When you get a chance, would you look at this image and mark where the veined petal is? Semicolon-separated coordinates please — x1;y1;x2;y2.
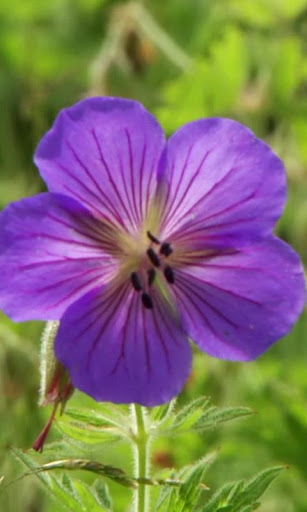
55;281;191;406
172;237;305;360
157;118;286;249
34;97;165;233
0;193;117;321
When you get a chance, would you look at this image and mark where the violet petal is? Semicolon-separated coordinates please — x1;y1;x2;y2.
157;118;286;249
34;97;166;232
55;281;191;406
172;237;305;360
0;193;117;321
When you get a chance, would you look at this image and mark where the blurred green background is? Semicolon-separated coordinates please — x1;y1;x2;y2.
0;0;307;510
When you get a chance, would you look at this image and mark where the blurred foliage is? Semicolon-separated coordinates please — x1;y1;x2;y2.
0;0;307;510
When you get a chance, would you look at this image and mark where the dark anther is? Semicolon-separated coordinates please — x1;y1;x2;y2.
164;265;175;284
142;292;153;309
160;242;173;257
147;231;160;244
147;268;156;286
130;272;142;291
147;248;161;267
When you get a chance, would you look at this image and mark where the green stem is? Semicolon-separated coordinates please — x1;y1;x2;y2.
132;404;150;512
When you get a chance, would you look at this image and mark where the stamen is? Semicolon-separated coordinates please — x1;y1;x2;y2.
147;248;161;267
142;292;153;309
147;268;156;286
147;231;160;244
160;242;173;257
164;265;175;284
131;272;142;291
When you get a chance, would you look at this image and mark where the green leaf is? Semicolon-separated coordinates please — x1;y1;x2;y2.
202;483;235;512
73;479;109;511
155;453;215;512
61;473;81;504
201;466;286;512
93;479;112;510
166;397;211;431
12;449;85;512
150;399;177;425
57;406;130;445
193;406;255;433
231;466;287;510
158;397;254;436
176;454;215;511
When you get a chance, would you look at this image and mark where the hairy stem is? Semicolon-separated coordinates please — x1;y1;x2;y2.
132;404;150;512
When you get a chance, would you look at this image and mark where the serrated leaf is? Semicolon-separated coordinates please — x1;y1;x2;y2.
167;397;211;431
155;453;215;512
74;480;108;511
201;482;240;512
66;405;129;429
159;398;253;436
201;466;285;512
57;407;128;445
61;473;81;504
226;480;245;503
150;399;177;425
231;466;286;510
94;479;112;510
12;449;85;512
193;407;254;432
176;454;214;511
12;448;53;488
58;418;121;445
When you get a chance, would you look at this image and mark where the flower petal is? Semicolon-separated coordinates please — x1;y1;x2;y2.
34;97;165;232
0;193;117;321
172;237;305;360
55;282;191;405
157;118;286;249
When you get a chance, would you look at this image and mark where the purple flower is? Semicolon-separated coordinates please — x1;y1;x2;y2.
0;97;305;406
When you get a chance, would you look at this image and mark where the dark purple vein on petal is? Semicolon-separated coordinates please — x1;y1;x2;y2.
114;140;139;229
45;212;118;254
151;301;172;370
85;283;131;369
110;291;137;376
166;166;238;234
176;270;262;306
125;128;141;226
154;292;182;349
44;273;106;312
145;155;158;218
174;286;226;346
175;276;239;328
62;183;119;227
23;231;104;251
142;304;152;375
138;140;147;222
34;267;102;294
91;128;136;230
170;190;262;242
163;149;211;232
160;144;194;229
65;140;126;228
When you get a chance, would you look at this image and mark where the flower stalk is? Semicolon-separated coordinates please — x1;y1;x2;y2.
132;404;150;512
